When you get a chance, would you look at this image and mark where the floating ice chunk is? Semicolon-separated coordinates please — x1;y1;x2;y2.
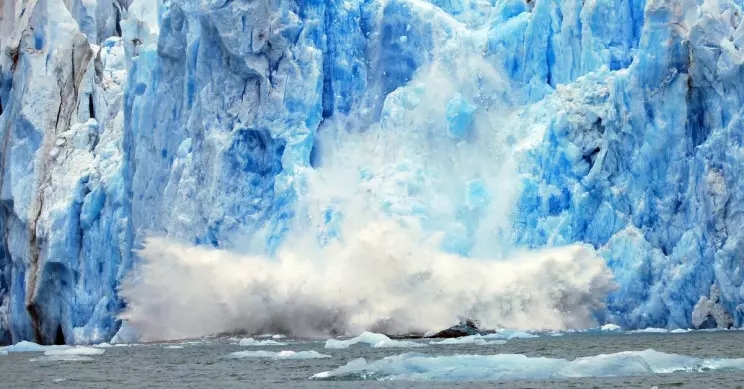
44;347;106;356
30;355;94;362
272;335;287;340
325;332;426;349
229;350;331;360
549;332;565;337
312;350;744;381
93;343;113;348
670;329;692;334
0;341;71;353
238;338;287;346
0;350;7;356
430;335;506;346
163;345;184;349
631;328;668;334
601;324;622;332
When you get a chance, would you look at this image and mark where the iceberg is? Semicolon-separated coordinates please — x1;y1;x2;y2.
312;350;744;381
600;324;622;332
228;350;331;360
0;341;71;353
1;0;744;345
325;332;426;349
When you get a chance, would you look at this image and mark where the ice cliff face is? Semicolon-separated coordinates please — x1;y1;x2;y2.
1;0;744;344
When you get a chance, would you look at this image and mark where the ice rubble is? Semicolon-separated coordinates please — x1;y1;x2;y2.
0;0;744;345
312;349;744;381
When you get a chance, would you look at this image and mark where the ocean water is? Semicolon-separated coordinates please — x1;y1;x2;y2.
2;331;744;388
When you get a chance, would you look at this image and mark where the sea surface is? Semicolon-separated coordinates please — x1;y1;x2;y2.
2;331;744;388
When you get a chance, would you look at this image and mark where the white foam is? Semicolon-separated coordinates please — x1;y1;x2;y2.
229;350;331;360
163;345;184;349
312;350;744;381
325;332;426;349
238;338;287;346
44;347;106;356
481;330;538;340
429;335;506;346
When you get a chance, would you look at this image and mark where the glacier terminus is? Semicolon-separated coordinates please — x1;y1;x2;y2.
1;0;744;345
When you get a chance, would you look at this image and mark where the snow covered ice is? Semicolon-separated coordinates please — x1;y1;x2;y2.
312;350;744;381
1;0;744;346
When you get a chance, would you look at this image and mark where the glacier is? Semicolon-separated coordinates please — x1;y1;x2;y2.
1;0;744;345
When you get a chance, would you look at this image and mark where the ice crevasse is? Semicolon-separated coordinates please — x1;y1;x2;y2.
1;0;744;344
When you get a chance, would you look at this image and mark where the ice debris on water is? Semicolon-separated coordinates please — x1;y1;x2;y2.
229;350;331;360
325;332;426;349
312;350;744;381
238;338;288;346
429;335;506;346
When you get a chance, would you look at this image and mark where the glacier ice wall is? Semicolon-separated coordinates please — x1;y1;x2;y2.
1;0;744;344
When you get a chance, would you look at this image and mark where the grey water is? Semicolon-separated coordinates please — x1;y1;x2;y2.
2;331;744;388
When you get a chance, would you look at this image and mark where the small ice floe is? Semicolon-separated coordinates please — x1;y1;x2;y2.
229;350;331;360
